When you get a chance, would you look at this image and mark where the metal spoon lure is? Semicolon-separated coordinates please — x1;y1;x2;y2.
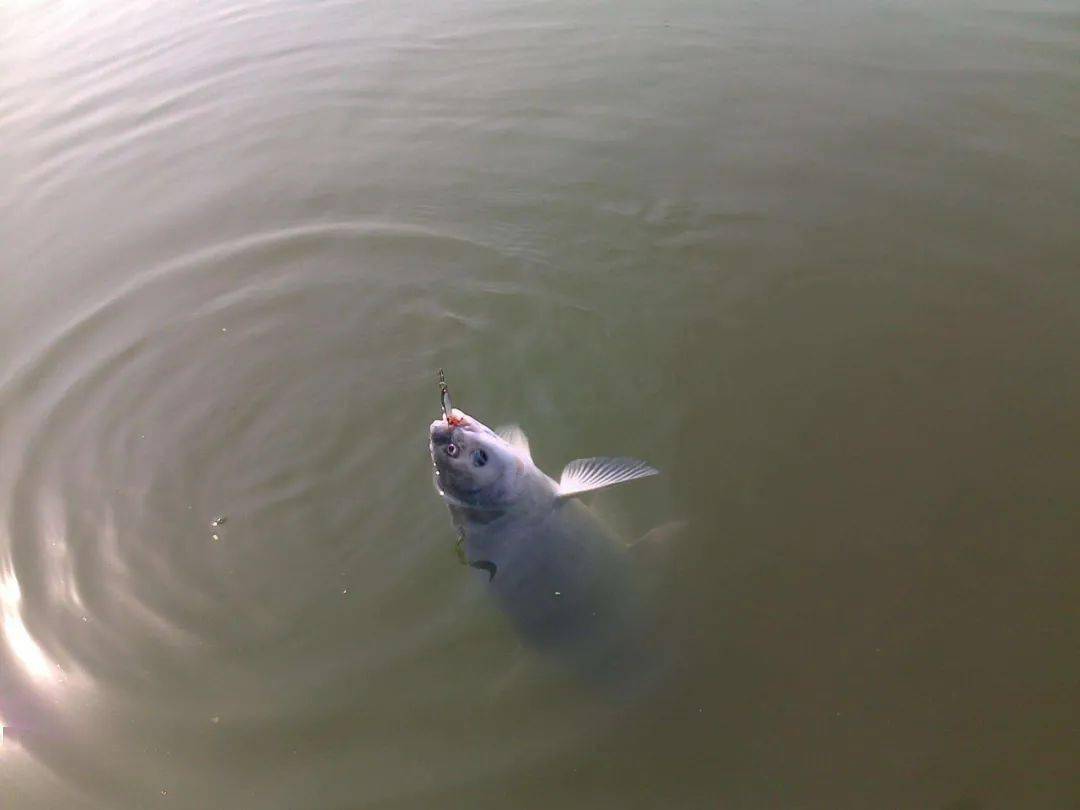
437;368;453;422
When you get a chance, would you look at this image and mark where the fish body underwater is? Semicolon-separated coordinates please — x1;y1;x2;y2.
429;408;664;695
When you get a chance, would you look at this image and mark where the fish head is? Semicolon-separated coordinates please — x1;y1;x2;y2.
429;409;524;510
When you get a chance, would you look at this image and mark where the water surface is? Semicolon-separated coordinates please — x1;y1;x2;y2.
2;1;1078;807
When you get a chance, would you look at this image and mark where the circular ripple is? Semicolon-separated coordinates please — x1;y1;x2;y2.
0;221;607;805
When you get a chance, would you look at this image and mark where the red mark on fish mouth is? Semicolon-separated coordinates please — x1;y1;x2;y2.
447;413;466;427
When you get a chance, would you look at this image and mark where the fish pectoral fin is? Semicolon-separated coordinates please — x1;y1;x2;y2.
495;424;532;461
630;520;687;550
556;457;659;498
469;560;498;581
627;520;688;565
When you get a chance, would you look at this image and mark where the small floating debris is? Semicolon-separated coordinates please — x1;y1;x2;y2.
211;534;219;542
210;716;220;725
210;516;227;528
342;588;349;596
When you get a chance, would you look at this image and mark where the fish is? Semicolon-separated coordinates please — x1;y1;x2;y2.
429;405;664;694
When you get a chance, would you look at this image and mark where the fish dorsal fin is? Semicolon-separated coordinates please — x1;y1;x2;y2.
496;424;532;461
556;457;658;498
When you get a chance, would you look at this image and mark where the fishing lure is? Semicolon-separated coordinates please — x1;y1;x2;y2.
437;368;464;426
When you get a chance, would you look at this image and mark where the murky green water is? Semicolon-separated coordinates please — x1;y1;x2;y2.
2;1;1078;807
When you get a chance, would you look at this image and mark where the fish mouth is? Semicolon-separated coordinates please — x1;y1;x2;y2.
428;409;492;467
429;420;466;468
429;409;475;445
429;419;463;449
429;420;452;445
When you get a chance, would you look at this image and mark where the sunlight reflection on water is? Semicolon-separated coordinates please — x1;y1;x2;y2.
1;566;56;684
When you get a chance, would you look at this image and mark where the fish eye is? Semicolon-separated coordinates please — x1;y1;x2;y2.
445;443;459;458
472;449;488;467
